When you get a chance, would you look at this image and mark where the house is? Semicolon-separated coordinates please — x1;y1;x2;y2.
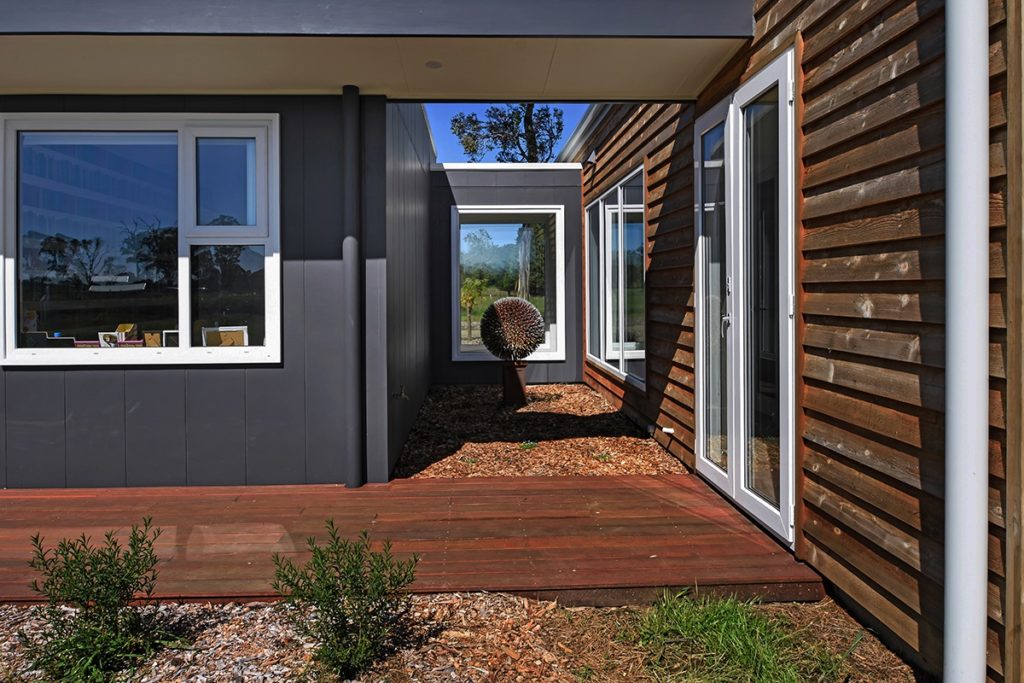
0;0;1019;680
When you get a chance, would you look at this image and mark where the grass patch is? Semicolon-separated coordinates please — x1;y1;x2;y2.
636;592;850;682
519;440;539;450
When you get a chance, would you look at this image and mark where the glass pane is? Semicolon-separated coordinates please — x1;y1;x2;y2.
197;138;256;226
743;86;781;507
586;204;603;360
607;207;622;370
17;131;179;349
457;214;555;354
190;245;266;346
622;172;644;205
623;210;645;381
701;122;728;472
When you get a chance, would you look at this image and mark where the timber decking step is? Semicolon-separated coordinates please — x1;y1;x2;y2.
0;474;822;605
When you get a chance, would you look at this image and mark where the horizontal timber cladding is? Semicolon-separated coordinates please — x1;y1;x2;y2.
574;100;699;468
0;95;359;488
736;0;1010;678
570;0;1013;678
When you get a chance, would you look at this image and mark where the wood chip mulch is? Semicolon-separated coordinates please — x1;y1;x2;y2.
394;384;686;478
1;593;914;682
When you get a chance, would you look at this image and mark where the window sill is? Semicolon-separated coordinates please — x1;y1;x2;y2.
585;352;646;390
452;349;566;363
1;347;281;367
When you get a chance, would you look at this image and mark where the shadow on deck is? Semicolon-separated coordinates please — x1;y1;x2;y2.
0;474;822;605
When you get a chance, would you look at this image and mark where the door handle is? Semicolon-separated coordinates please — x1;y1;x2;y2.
720;314;732;338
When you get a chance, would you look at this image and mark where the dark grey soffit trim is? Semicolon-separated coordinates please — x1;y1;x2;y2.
0;0;754;38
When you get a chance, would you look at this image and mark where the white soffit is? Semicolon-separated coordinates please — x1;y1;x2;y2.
0;35;744;99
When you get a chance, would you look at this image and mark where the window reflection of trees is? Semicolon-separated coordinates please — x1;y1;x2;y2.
21;219;179;346
458;220;551;351
190;245;265;347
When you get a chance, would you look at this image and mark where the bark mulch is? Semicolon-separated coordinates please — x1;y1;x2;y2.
394;384;686;478
0;593;914;682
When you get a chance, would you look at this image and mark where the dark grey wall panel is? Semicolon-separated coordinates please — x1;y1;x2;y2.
5;371;65;487
0;94;355;488
302;97;348;484
125;370;186;486
429;168;583;386
244;98;307;486
374;102;433;482
1;1;754;38
185;369;246;485
363;97;390;483
65;371;126;487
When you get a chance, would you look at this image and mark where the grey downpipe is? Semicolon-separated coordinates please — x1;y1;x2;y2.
944;0;990;678
341;84;366;487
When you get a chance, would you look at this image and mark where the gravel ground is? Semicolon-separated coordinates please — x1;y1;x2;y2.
394;384;686;478
0;593;914;682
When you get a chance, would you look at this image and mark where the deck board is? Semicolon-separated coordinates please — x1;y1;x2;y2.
0;475;822;605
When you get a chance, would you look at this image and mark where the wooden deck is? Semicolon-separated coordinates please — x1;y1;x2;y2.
0;475;822;605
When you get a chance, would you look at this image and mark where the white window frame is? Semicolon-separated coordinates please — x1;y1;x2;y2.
450;204;566;362
184;126;270;239
0;113;281;366
584;166;646;388
693;47;796;545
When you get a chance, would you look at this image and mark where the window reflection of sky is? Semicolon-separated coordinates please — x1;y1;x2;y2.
19;132;177;279
460;224;521;249
197;138;255;226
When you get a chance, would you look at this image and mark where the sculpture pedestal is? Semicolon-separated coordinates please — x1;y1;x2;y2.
502;361;528;407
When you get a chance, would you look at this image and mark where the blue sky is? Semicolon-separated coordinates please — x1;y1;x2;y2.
424;103;589;162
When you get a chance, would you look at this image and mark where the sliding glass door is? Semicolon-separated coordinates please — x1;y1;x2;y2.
694;48;795;544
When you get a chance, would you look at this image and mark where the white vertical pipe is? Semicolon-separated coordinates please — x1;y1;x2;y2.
944;0;990;679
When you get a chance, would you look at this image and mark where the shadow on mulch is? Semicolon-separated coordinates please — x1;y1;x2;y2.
393;384;684;479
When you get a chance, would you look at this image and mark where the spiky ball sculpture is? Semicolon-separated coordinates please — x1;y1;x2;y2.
480;297;546;361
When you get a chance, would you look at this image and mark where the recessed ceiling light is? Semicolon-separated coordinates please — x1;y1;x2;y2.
425;60;443;70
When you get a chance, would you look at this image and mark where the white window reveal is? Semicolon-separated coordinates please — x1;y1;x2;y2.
0;114;280;365
451;205;566;362
585;167;646;386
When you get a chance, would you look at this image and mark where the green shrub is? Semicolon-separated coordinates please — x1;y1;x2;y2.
636;592;850;683
272;522;418;678
21;517;171;682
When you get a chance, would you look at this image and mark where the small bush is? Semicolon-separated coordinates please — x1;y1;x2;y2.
272;522;418;678
636;592;849;682
22;517;171;682
519;440;539;450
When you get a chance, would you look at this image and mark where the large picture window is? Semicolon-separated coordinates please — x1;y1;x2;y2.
585;168;645;384
1;115;280;365
451;205;565;361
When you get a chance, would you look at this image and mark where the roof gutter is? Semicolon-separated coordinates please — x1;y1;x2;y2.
944;0;991;678
556;103;611;162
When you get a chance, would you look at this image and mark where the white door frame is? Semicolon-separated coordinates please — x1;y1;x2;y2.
694;47;797;545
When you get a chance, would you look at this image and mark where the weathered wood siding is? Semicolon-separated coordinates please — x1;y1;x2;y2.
576;103;699;466
572;0;1013;677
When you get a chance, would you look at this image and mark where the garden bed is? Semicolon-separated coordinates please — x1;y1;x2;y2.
1;593;914;682
394;384;686;478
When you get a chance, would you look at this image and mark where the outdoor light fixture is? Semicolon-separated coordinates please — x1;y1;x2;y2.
583;150;598;168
